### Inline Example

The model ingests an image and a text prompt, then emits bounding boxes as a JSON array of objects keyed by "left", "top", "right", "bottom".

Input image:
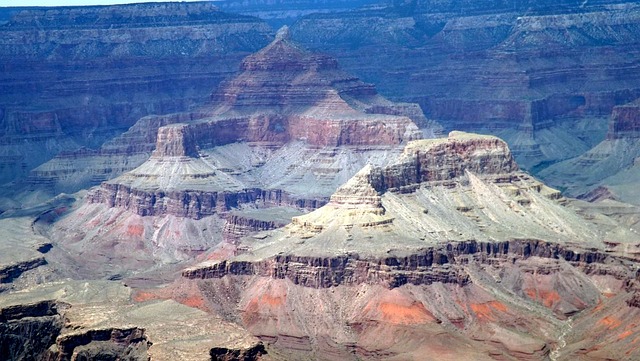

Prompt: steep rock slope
[
  {"left": 47, "top": 28, "right": 436, "bottom": 278},
  {"left": 0, "top": 281, "right": 266, "bottom": 361},
  {"left": 29, "top": 26, "right": 437, "bottom": 198},
  {"left": 540, "top": 98, "right": 640, "bottom": 204},
  {"left": 182, "top": 132, "right": 640, "bottom": 360},
  {"left": 0, "top": 2, "right": 273, "bottom": 185},
  {"left": 290, "top": 1, "right": 640, "bottom": 172}
]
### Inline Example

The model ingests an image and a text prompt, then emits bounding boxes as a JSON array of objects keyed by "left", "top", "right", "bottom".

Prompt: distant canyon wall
[{"left": 0, "top": 2, "right": 273, "bottom": 183}]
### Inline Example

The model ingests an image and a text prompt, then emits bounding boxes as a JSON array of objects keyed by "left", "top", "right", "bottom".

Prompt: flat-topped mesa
[
  {"left": 607, "top": 99, "right": 640, "bottom": 140},
  {"left": 152, "top": 124, "right": 199, "bottom": 158},
  {"left": 372, "top": 131, "right": 520, "bottom": 192}
]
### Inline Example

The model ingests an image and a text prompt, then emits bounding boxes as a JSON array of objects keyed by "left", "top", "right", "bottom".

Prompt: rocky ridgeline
[
  {"left": 206, "top": 26, "right": 432, "bottom": 145},
  {"left": 87, "top": 183, "right": 324, "bottom": 220},
  {"left": 181, "top": 132, "right": 616, "bottom": 289},
  {"left": 79, "top": 27, "right": 434, "bottom": 219},
  {"left": 27, "top": 26, "right": 436, "bottom": 197},
  {"left": 85, "top": 118, "right": 327, "bottom": 219}
]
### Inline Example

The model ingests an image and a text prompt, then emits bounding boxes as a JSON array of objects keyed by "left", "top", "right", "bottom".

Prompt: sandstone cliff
[{"left": 179, "top": 131, "right": 640, "bottom": 360}]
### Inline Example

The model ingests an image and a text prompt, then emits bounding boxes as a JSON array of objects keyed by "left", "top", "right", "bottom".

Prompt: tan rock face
[
  {"left": 178, "top": 131, "right": 640, "bottom": 359},
  {"left": 77, "top": 27, "right": 433, "bottom": 224},
  {"left": 152, "top": 124, "right": 199, "bottom": 158},
  {"left": 0, "top": 281, "right": 266, "bottom": 361}
]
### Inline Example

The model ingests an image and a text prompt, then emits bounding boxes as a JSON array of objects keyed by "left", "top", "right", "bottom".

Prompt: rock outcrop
[
  {"left": 0, "top": 281, "right": 266, "bottom": 361},
  {"left": 76, "top": 26, "right": 435, "bottom": 223},
  {"left": 290, "top": 1, "right": 640, "bottom": 171},
  {"left": 176, "top": 132, "right": 640, "bottom": 360},
  {"left": 185, "top": 132, "right": 617, "bottom": 279},
  {"left": 28, "top": 25, "right": 438, "bottom": 200}
]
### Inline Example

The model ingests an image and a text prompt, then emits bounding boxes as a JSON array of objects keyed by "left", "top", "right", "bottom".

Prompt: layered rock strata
[
  {"left": 30, "top": 26, "right": 436, "bottom": 200},
  {"left": 84, "top": 122, "right": 328, "bottom": 219},
  {"left": 540, "top": 98, "right": 640, "bottom": 204},
  {"left": 79, "top": 26, "right": 434, "bottom": 221},
  {"left": 185, "top": 132, "right": 621, "bottom": 285},
  {"left": 180, "top": 131, "right": 640, "bottom": 360},
  {"left": 290, "top": 1, "right": 640, "bottom": 170},
  {"left": 0, "top": 2, "right": 272, "bottom": 185},
  {"left": 0, "top": 281, "right": 266, "bottom": 361}
]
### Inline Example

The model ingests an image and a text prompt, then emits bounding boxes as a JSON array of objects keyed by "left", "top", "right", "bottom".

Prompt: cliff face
[
  {"left": 0, "top": 2, "right": 272, "bottom": 185},
  {"left": 289, "top": 1, "right": 640, "bottom": 171},
  {"left": 179, "top": 132, "right": 640, "bottom": 360},
  {"left": 26, "top": 25, "right": 435, "bottom": 200},
  {"left": 540, "top": 98, "right": 640, "bottom": 204},
  {"left": 69, "top": 26, "right": 432, "bottom": 225},
  {"left": 0, "top": 281, "right": 266, "bottom": 361}
]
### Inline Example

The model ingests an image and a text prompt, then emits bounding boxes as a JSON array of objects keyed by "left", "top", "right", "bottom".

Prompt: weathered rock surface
[
  {"left": 0, "top": 280, "right": 266, "bottom": 361},
  {"left": 0, "top": 2, "right": 272, "bottom": 185},
  {"left": 182, "top": 131, "right": 640, "bottom": 359},
  {"left": 0, "top": 209, "right": 68, "bottom": 289},
  {"left": 77, "top": 26, "right": 434, "bottom": 218},
  {"left": 290, "top": 1, "right": 640, "bottom": 172},
  {"left": 30, "top": 25, "right": 437, "bottom": 201},
  {"left": 540, "top": 98, "right": 640, "bottom": 205}
]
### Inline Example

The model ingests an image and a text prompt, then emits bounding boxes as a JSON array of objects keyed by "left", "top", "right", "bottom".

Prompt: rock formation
[
  {"left": 80, "top": 25, "right": 433, "bottom": 210},
  {"left": 182, "top": 132, "right": 640, "bottom": 359},
  {"left": 3, "top": 2, "right": 640, "bottom": 360},
  {"left": 0, "top": 2, "right": 272, "bottom": 186},
  {"left": 289, "top": 1, "right": 640, "bottom": 173},
  {"left": 0, "top": 281, "right": 266, "bottom": 361},
  {"left": 25, "top": 25, "right": 437, "bottom": 200},
  {"left": 540, "top": 98, "right": 640, "bottom": 205},
  {"left": 41, "top": 27, "right": 435, "bottom": 279}
]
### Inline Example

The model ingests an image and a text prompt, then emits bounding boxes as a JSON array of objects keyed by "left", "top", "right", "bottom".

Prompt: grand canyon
[{"left": 1, "top": 1, "right": 639, "bottom": 360}]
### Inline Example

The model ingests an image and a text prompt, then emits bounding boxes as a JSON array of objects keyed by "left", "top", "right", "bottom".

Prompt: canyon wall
[
  {"left": 0, "top": 2, "right": 273, "bottom": 184},
  {"left": 289, "top": 1, "right": 640, "bottom": 170}
]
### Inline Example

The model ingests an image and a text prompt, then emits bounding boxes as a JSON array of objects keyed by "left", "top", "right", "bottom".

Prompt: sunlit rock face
[
  {"left": 34, "top": 25, "right": 438, "bottom": 199},
  {"left": 182, "top": 131, "right": 640, "bottom": 360},
  {"left": 3, "top": 2, "right": 640, "bottom": 361},
  {"left": 0, "top": 2, "right": 273, "bottom": 185},
  {"left": 43, "top": 27, "right": 438, "bottom": 281}
]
